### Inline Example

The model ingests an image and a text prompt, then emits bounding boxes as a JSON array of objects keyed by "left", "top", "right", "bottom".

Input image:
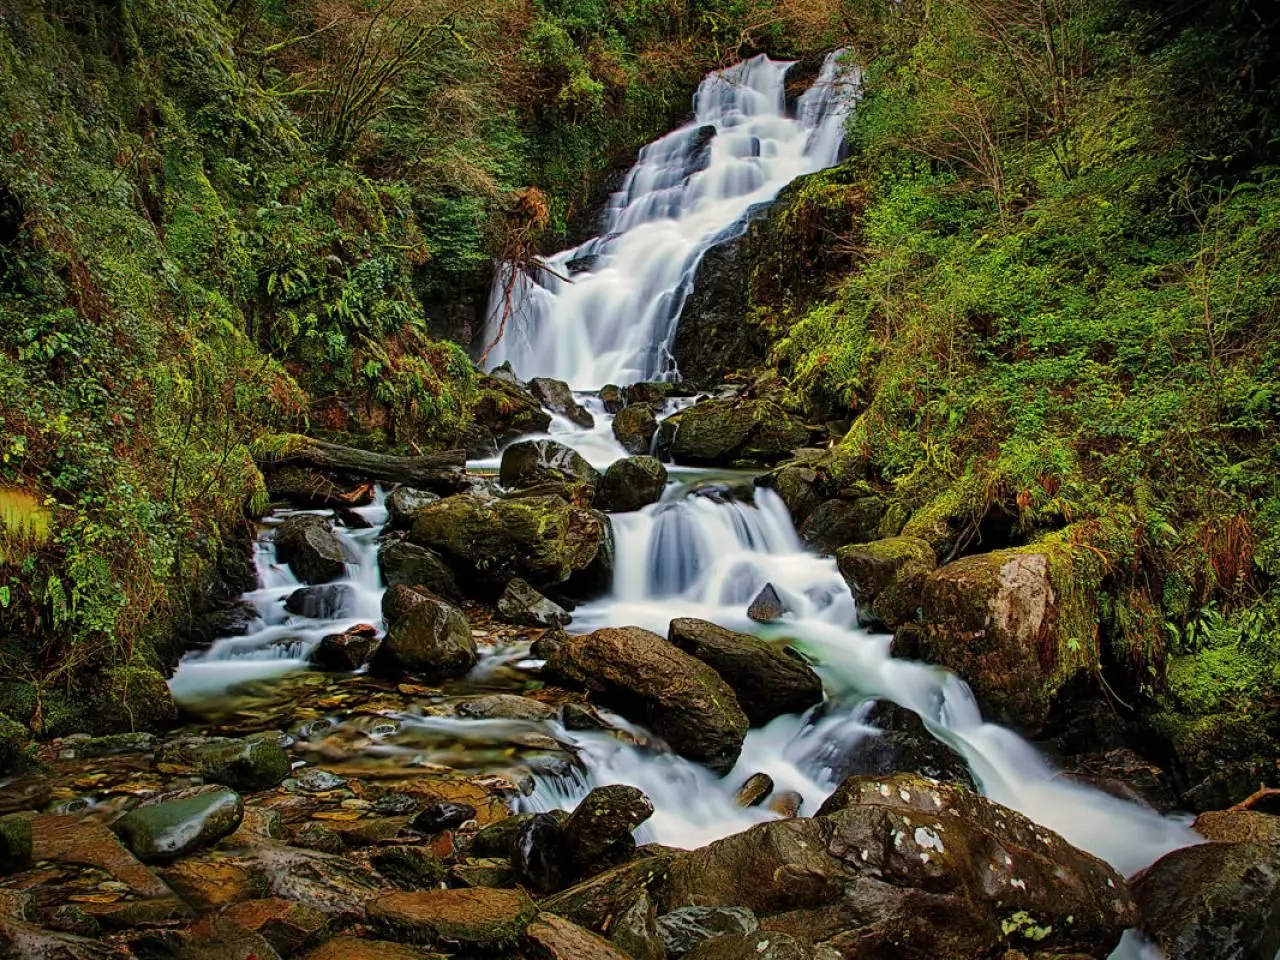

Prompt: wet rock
[
  {"left": 467, "top": 374, "right": 553, "bottom": 459},
  {"left": 411, "top": 802, "right": 477, "bottom": 834},
  {"left": 657, "top": 906, "right": 758, "bottom": 957},
  {"left": 0, "top": 772, "right": 49, "bottom": 815},
  {"left": 0, "top": 919, "right": 131, "bottom": 959},
  {"left": 372, "top": 846, "right": 449, "bottom": 889},
  {"left": 250, "top": 841, "right": 385, "bottom": 920},
  {"left": 94, "top": 664, "right": 178, "bottom": 734},
  {"left": 411, "top": 493, "right": 608, "bottom": 594},
  {"left": 292, "top": 768, "right": 347, "bottom": 793},
  {"left": 1134, "top": 840, "right": 1280, "bottom": 960},
  {"left": 377, "top": 537, "right": 463, "bottom": 604},
  {"left": 1194, "top": 809, "right": 1280, "bottom": 844},
  {"left": 378, "top": 594, "right": 477, "bottom": 681},
  {"left": 595, "top": 456, "right": 667, "bottom": 513},
  {"left": 1058, "top": 747, "right": 1177, "bottom": 812},
  {"left": 529, "top": 378, "right": 594, "bottom": 429},
  {"left": 473, "top": 810, "right": 569, "bottom": 857},
  {"left": 220, "top": 899, "right": 329, "bottom": 956},
  {"left": 611, "top": 404, "right": 659, "bottom": 455},
  {"left": 540, "top": 855, "right": 678, "bottom": 932},
  {"left": 59, "top": 731, "right": 158, "bottom": 759},
  {"left": 798, "top": 497, "right": 887, "bottom": 554},
  {"left": 387, "top": 486, "right": 440, "bottom": 531},
  {"left": 30, "top": 813, "right": 174, "bottom": 901},
  {"left": 766, "top": 791, "right": 802, "bottom": 818},
  {"left": 275, "top": 515, "right": 347, "bottom": 585},
  {"left": 48, "top": 906, "right": 101, "bottom": 939},
  {"left": 366, "top": 887, "right": 538, "bottom": 949},
  {"left": 746, "top": 583, "right": 787, "bottom": 623},
  {"left": 562, "top": 703, "right": 611, "bottom": 731},
  {"left": 668, "top": 399, "right": 809, "bottom": 467},
  {"left": 0, "top": 814, "right": 32, "bottom": 873},
  {"left": 836, "top": 536, "right": 936, "bottom": 630},
  {"left": 300, "top": 936, "right": 433, "bottom": 960},
  {"left": 381, "top": 582, "right": 432, "bottom": 625},
  {"left": 497, "top": 579, "right": 571, "bottom": 628},
  {"left": 627, "top": 382, "right": 684, "bottom": 406},
  {"left": 599, "top": 385, "right": 625, "bottom": 414},
  {"left": 669, "top": 618, "right": 822, "bottom": 726},
  {"left": 264, "top": 467, "right": 373, "bottom": 511},
  {"left": 500, "top": 439, "right": 600, "bottom": 490},
  {"left": 148, "top": 914, "right": 284, "bottom": 960},
  {"left": 543, "top": 627, "right": 749, "bottom": 774},
  {"left": 683, "top": 932, "right": 839, "bottom": 960},
  {"left": 284, "top": 584, "right": 355, "bottom": 620},
  {"left": 114, "top": 785, "right": 244, "bottom": 863},
  {"left": 826, "top": 700, "right": 974, "bottom": 788},
  {"left": 312, "top": 631, "right": 380, "bottom": 672},
  {"left": 562, "top": 785, "right": 654, "bottom": 876},
  {"left": 290, "top": 824, "right": 344, "bottom": 855},
  {"left": 609, "top": 889, "right": 664, "bottom": 960},
  {"left": 918, "top": 549, "right": 1095, "bottom": 731},
  {"left": 157, "top": 737, "right": 292, "bottom": 792},
  {"left": 526, "top": 913, "right": 634, "bottom": 960},
  {"left": 456, "top": 695, "right": 556, "bottom": 722},
  {"left": 159, "top": 855, "right": 270, "bottom": 911},
  {"left": 667, "top": 773, "right": 1136, "bottom": 959},
  {"left": 452, "top": 858, "right": 514, "bottom": 889},
  {"left": 513, "top": 813, "right": 569, "bottom": 894},
  {"left": 734, "top": 774, "right": 773, "bottom": 808}
]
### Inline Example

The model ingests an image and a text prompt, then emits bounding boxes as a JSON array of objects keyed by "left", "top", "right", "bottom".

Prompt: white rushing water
[{"left": 483, "top": 53, "right": 858, "bottom": 388}]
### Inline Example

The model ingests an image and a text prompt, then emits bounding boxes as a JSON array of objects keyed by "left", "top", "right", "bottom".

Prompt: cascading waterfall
[{"left": 482, "top": 52, "right": 859, "bottom": 388}]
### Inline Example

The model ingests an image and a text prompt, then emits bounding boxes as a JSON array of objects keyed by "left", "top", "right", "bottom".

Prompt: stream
[{"left": 170, "top": 51, "right": 1197, "bottom": 960}]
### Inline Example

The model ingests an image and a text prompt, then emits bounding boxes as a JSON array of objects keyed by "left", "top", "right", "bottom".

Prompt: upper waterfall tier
[{"left": 483, "top": 51, "right": 857, "bottom": 389}]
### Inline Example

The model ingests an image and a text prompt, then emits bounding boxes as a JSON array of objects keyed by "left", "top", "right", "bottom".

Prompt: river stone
[
  {"left": 366, "top": 887, "right": 538, "bottom": 948},
  {"left": 526, "top": 913, "right": 634, "bottom": 960},
  {"left": 543, "top": 627, "right": 749, "bottom": 774},
  {"left": 372, "top": 846, "right": 449, "bottom": 889},
  {"left": 665, "top": 774, "right": 1135, "bottom": 959},
  {"left": 595, "top": 456, "right": 667, "bottom": 513},
  {"left": 114, "top": 785, "right": 244, "bottom": 863},
  {"left": 798, "top": 497, "right": 888, "bottom": 554},
  {"left": 562, "top": 785, "right": 654, "bottom": 876},
  {"left": 497, "top": 578, "right": 571, "bottom": 627},
  {"left": 734, "top": 773, "right": 773, "bottom": 808},
  {"left": 828, "top": 703, "right": 973, "bottom": 788},
  {"left": 157, "top": 737, "right": 291, "bottom": 792},
  {"left": 1193, "top": 809, "right": 1280, "bottom": 844},
  {"left": 627, "top": 382, "right": 680, "bottom": 406},
  {"left": 611, "top": 404, "right": 659, "bottom": 455},
  {"left": 220, "top": 898, "right": 330, "bottom": 956},
  {"left": 1133, "top": 840, "right": 1280, "bottom": 960},
  {"left": 500, "top": 439, "right": 600, "bottom": 490},
  {"left": 467, "top": 374, "right": 553, "bottom": 459},
  {"left": 387, "top": 486, "right": 440, "bottom": 530},
  {"left": 284, "top": 584, "right": 356, "bottom": 620},
  {"left": 529, "top": 377, "right": 594, "bottom": 429},
  {"left": 275, "top": 514, "right": 347, "bottom": 585},
  {"left": 656, "top": 906, "right": 758, "bottom": 957},
  {"left": 382, "top": 583, "right": 432, "bottom": 626},
  {"left": 746, "top": 583, "right": 788, "bottom": 622},
  {"left": 301, "top": 936, "right": 436, "bottom": 960},
  {"left": 683, "top": 932, "right": 841, "bottom": 960},
  {"left": 540, "top": 855, "right": 678, "bottom": 932},
  {"left": 378, "top": 595, "right": 477, "bottom": 680},
  {"left": 513, "top": 812, "right": 568, "bottom": 894},
  {"left": 411, "top": 802, "right": 477, "bottom": 834},
  {"left": 668, "top": 618, "right": 823, "bottom": 726},
  {"left": 610, "top": 888, "right": 664, "bottom": 960},
  {"left": 312, "top": 631, "right": 380, "bottom": 671},
  {"left": 668, "top": 399, "right": 809, "bottom": 466},
  {"left": 0, "top": 814, "right": 33, "bottom": 873},
  {"left": 836, "top": 536, "right": 937, "bottom": 630},
  {"left": 472, "top": 810, "right": 571, "bottom": 857},
  {"left": 378, "top": 537, "right": 464, "bottom": 604},
  {"left": 456, "top": 695, "right": 556, "bottom": 722},
  {"left": 599, "top": 385, "right": 625, "bottom": 413}
]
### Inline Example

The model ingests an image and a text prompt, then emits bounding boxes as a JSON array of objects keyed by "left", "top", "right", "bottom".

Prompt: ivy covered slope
[
  {"left": 744, "top": 0, "right": 1279, "bottom": 800},
  {"left": 0, "top": 0, "right": 762, "bottom": 739}
]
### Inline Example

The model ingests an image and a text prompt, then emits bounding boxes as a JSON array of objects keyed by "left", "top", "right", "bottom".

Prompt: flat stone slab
[
  {"left": 30, "top": 815, "right": 170, "bottom": 899},
  {"left": 367, "top": 887, "right": 537, "bottom": 948}
]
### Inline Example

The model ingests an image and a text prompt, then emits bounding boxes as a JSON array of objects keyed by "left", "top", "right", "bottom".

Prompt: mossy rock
[
  {"left": 378, "top": 595, "right": 477, "bottom": 681},
  {"left": 156, "top": 736, "right": 291, "bottom": 792},
  {"left": 500, "top": 439, "right": 600, "bottom": 490},
  {"left": 366, "top": 887, "right": 538, "bottom": 949},
  {"left": 0, "top": 812, "right": 33, "bottom": 873},
  {"left": 611, "top": 404, "right": 658, "bottom": 455},
  {"left": 595, "top": 456, "right": 667, "bottom": 513},
  {"left": 114, "top": 785, "right": 245, "bottom": 863},
  {"left": 668, "top": 399, "right": 810, "bottom": 467},
  {"left": 92, "top": 666, "right": 177, "bottom": 734},
  {"left": 835, "top": 536, "right": 936, "bottom": 630},
  {"left": 0, "top": 712, "right": 30, "bottom": 776}
]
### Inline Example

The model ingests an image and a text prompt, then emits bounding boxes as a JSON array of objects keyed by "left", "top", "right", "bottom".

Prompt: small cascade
[{"left": 483, "top": 52, "right": 858, "bottom": 388}]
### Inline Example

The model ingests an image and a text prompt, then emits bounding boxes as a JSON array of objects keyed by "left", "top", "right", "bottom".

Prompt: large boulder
[
  {"left": 666, "top": 773, "right": 1136, "bottom": 959},
  {"left": 1133, "top": 839, "right": 1280, "bottom": 960},
  {"left": 500, "top": 439, "right": 601, "bottom": 490},
  {"left": 668, "top": 618, "right": 823, "bottom": 726},
  {"left": 798, "top": 497, "right": 887, "bottom": 554},
  {"left": 668, "top": 400, "right": 809, "bottom": 467},
  {"left": 275, "top": 515, "right": 347, "bottom": 585},
  {"left": 466, "top": 374, "right": 553, "bottom": 458},
  {"left": 377, "top": 536, "right": 463, "bottom": 604},
  {"left": 595, "top": 456, "right": 667, "bottom": 513},
  {"left": 543, "top": 627, "right": 748, "bottom": 774},
  {"left": 378, "top": 594, "right": 477, "bottom": 680},
  {"left": 917, "top": 547, "right": 1096, "bottom": 731},
  {"left": 612, "top": 404, "right": 659, "bottom": 455},
  {"left": 410, "top": 493, "right": 608, "bottom": 594},
  {"left": 529, "top": 377, "right": 594, "bottom": 429},
  {"left": 836, "top": 537, "right": 936, "bottom": 630}
]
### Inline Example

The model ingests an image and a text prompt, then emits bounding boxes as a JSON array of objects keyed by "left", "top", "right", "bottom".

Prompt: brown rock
[
  {"left": 302, "top": 935, "right": 443, "bottom": 960},
  {"left": 366, "top": 887, "right": 537, "bottom": 949},
  {"left": 160, "top": 855, "right": 269, "bottom": 912},
  {"left": 836, "top": 536, "right": 936, "bottom": 630},
  {"left": 221, "top": 898, "right": 330, "bottom": 955},
  {"left": 31, "top": 814, "right": 170, "bottom": 899},
  {"left": 526, "top": 913, "right": 633, "bottom": 959},
  {"left": 735, "top": 773, "right": 773, "bottom": 808}
]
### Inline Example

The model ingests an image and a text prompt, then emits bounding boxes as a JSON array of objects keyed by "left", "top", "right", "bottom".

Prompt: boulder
[
  {"left": 657, "top": 906, "right": 758, "bottom": 957},
  {"left": 275, "top": 515, "right": 347, "bottom": 585},
  {"left": 1133, "top": 840, "right": 1280, "bottom": 960},
  {"left": 668, "top": 618, "right": 823, "bottom": 726},
  {"left": 473, "top": 810, "right": 570, "bottom": 858},
  {"left": 596, "top": 456, "right": 667, "bottom": 513},
  {"left": 918, "top": 548, "right": 1095, "bottom": 731},
  {"left": 500, "top": 439, "right": 600, "bottom": 490},
  {"left": 219, "top": 899, "right": 330, "bottom": 956},
  {"left": 561, "top": 785, "right": 655, "bottom": 877},
  {"left": 410, "top": 494, "right": 608, "bottom": 593},
  {"left": 381, "top": 583, "right": 432, "bottom": 625},
  {"left": 530, "top": 378, "right": 594, "bottom": 429},
  {"left": 668, "top": 399, "right": 809, "bottom": 467},
  {"left": 540, "top": 855, "right": 677, "bottom": 931},
  {"left": 836, "top": 537, "right": 936, "bottom": 630},
  {"left": 113, "top": 785, "right": 244, "bottom": 863},
  {"left": 466, "top": 375, "right": 553, "bottom": 458},
  {"left": 1193, "top": 809, "right": 1280, "bottom": 845},
  {"left": 609, "top": 888, "right": 665, "bottom": 960},
  {"left": 386, "top": 486, "right": 439, "bottom": 530},
  {"left": 828, "top": 701, "right": 973, "bottom": 788},
  {"left": 599, "top": 385, "right": 625, "bottom": 413},
  {"left": 378, "top": 537, "right": 463, "bottom": 604},
  {"left": 513, "top": 813, "right": 568, "bottom": 894},
  {"left": 312, "top": 632, "right": 380, "bottom": 672},
  {"left": 798, "top": 497, "right": 887, "bottom": 554},
  {"left": 284, "top": 584, "right": 356, "bottom": 620},
  {"left": 746, "top": 583, "right": 788, "bottom": 623},
  {"left": 92, "top": 664, "right": 178, "bottom": 734},
  {"left": 756, "top": 457, "right": 827, "bottom": 527},
  {"left": 155, "top": 737, "right": 291, "bottom": 792},
  {"left": 627, "top": 382, "right": 681, "bottom": 406},
  {"left": 666, "top": 773, "right": 1136, "bottom": 959},
  {"left": 543, "top": 627, "right": 748, "bottom": 774},
  {"left": 497, "top": 578, "right": 571, "bottom": 628},
  {"left": 378, "top": 595, "right": 477, "bottom": 680},
  {"left": 527, "top": 913, "right": 634, "bottom": 960},
  {"left": 612, "top": 404, "right": 659, "bottom": 455},
  {"left": 366, "top": 887, "right": 537, "bottom": 949}
]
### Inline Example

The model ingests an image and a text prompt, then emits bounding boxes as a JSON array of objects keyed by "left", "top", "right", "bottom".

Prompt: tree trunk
[{"left": 258, "top": 435, "right": 468, "bottom": 493}]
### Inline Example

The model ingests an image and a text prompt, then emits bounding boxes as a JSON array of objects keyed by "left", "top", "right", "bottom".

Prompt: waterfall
[{"left": 483, "top": 52, "right": 858, "bottom": 388}]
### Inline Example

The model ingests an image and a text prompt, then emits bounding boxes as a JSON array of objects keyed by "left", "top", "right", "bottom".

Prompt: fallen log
[{"left": 256, "top": 435, "right": 468, "bottom": 493}]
